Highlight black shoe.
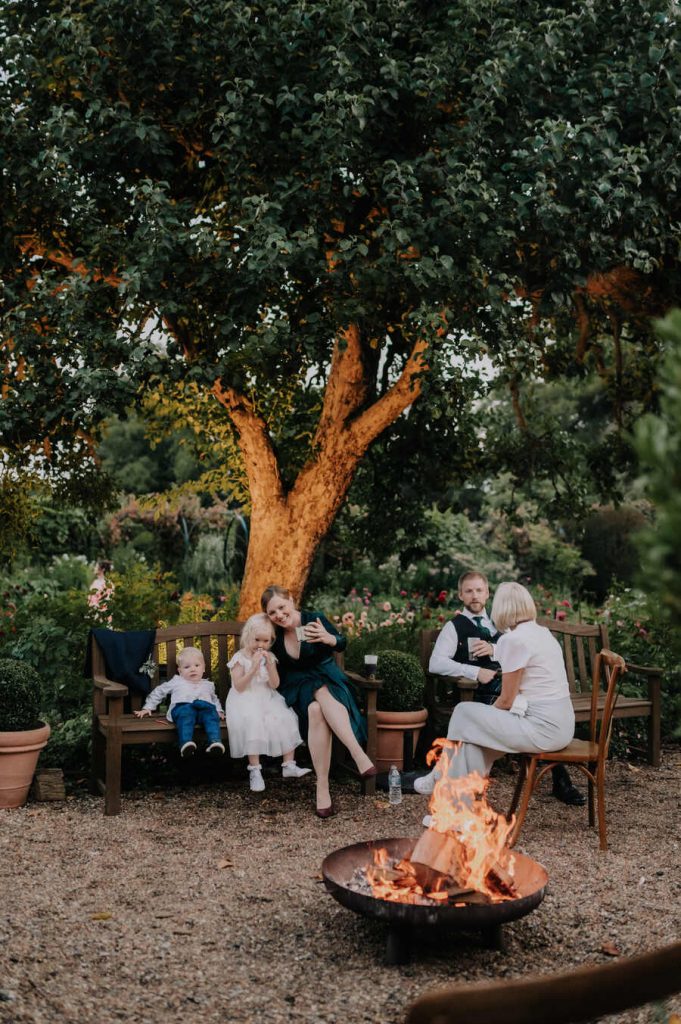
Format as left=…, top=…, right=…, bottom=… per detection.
left=551, top=766, right=586, bottom=806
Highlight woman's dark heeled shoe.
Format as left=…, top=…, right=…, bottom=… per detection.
left=360, top=764, right=378, bottom=779
left=315, top=804, right=337, bottom=819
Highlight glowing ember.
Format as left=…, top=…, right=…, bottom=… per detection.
left=364, top=740, right=517, bottom=905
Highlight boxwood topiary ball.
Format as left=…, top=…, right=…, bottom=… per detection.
left=376, top=650, right=426, bottom=712
left=0, top=659, right=42, bottom=731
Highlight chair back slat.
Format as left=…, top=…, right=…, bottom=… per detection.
left=419, top=629, right=439, bottom=670
left=592, top=649, right=626, bottom=757
left=538, top=618, right=609, bottom=695
left=562, top=635, right=577, bottom=689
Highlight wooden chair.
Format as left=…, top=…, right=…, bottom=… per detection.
left=507, top=649, right=626, bottom=851
left=91, top=621, right=380, bottom=814
left=405, top=940, right=681, bottom=1024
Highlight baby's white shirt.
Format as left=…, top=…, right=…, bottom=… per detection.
left=142, top=675, right=223, bottom=722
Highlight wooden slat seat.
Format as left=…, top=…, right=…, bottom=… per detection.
left=90, top=620, right=379, bottom=814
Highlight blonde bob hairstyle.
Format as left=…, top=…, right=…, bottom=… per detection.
left=491, top=582, right=537, bottom=633
left=240, top=613, right=275, bottom=651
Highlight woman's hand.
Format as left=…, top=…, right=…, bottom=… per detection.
left=304, top=618, right=336, bottom=646
left=134, top=709, right=151, bottom=718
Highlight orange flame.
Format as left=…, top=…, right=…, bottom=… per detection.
left=426, top=740, right=516, bottom=898
left=365, top=740, right=517, bottom=904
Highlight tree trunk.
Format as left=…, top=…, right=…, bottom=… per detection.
left=213, top=324, right=429, bottom=619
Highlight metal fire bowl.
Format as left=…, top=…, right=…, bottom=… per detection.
left=322, top=836, right=548, bottom=931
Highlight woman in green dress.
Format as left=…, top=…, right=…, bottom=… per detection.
left=261, top=585, right=376, bottom=817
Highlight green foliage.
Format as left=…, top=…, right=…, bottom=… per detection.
left=375, top=650, right=426, bottom=713
left=2, top=0, right=679, bottom=583
left=0, top=465, right=42, bottom=565
left=40, top=712, right=91, bottom=773
left=511, top=515, right=596, bottom=596
left=599, top=586, right=681, bottom=743
left=104, top=563, right=179, bottom=631
left=580, top=504, right=648, bottom=601
left=0, top=658, right=42, bottom=731
left=635, top=310, right=681, bottom=635
left=181, top=533, right=233, bottom=597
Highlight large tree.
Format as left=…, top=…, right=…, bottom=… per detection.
left=1, top=0, right=679, bottom=613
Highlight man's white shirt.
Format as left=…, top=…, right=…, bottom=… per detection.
left=428, top=609, right=497, bottom=680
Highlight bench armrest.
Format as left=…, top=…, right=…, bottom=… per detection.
left=625, top=662, right=663, bottom=677
left=345, top=670, right=383, bottom=693
left=93, top=674, right=129, bottom=698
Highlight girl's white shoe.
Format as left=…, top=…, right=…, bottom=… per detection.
left=248, top=765, right=265, bottom=792
left=281, top=761, right=312, bottom=779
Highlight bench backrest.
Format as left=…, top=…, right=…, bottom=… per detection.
left=537, top=618, right=610, bottom=694
left=419, top=618, right=610, bottom=695
left=106, top=620, right=346, bottom=712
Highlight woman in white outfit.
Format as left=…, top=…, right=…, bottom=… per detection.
left=415, top=582, right=575, bottom=791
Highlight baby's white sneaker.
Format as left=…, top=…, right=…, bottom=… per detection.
left=281, top=761, right=312, bottom=779
left=180, top=741, right=197, bottom=758
left=248, top=765, right=265, bottom=792
left=422, top=814, right=433, bottom=828
left=206, top=742, right=225, bottom=756
left=413, top=769, right=439, bottom=795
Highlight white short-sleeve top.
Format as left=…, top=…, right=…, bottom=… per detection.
left=495, top=620, right=569, bottom=702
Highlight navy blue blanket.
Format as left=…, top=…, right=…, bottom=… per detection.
left=85, top=628, right=156, bottom=697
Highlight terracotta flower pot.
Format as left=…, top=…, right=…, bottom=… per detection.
left=0, top=722, right=51, bottom=808
left=375, top=708, right=428, bottom=772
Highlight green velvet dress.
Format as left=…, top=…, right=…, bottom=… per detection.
left=271, top=610, right=367, bottom=744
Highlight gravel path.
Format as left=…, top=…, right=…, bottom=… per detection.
left=2, top=750, right=680, bottom=1024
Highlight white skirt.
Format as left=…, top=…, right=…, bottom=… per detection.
left=443, top=697, right=575, bottom=779
left=225, top=686, right=303, bottom=758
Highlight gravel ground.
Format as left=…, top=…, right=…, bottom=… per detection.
left=1, top=749, right=680, bottom=1024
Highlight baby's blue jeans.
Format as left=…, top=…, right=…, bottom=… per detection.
left=171, top=700, right=222, bottom=747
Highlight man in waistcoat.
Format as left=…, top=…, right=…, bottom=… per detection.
left=416, top=571, right=584, bottom=805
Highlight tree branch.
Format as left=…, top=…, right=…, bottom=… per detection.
left=348, top=336, right=429, bottom=453
left=211, top=380, right=284, bottom=506
left=312, top=323, right=369, bottom=447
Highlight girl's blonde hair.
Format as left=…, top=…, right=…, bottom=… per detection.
left=491, top=582, right=537, bottom=633
left=240, top=613, right=275, bottom=651
left=177, top=645, right=205, bottom=668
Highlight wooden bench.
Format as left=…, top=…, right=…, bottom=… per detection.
left=91, top=621, right=380, bottom=815
left=419, top=618, right=662, bottom=765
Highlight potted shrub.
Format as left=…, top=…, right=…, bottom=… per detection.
left=375, top=650, right=428, bottom=772
left=0, top=659, right=51, bottom=808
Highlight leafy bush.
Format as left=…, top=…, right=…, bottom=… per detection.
left=375, top=650, right=426, bottom=712
left=599, top=587, right=681, bottom=745
left=0, top=658, right=42, bottom=730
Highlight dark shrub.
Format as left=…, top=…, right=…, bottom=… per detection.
left=0, top=659, right=42, bottom=730
left=376, top=650, right=426, bottom=712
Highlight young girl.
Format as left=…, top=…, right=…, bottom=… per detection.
left=226, top=613, right=311, bottom=792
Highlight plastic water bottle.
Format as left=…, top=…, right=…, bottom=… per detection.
left=388, top=765, right=402, bottom=805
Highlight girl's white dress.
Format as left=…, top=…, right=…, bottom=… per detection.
left=225, top=651, right=303, bottom=757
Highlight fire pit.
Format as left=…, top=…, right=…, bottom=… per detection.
left=322, top=836, right=548, bottom=964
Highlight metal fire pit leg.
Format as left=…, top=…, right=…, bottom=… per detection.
left=385, top=925, right=411, bottom=965
left=481, top=923, right=505, bottom=952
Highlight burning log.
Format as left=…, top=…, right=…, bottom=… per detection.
left=410, top=828, right=469, bottom=891
left=486, top=860, right=516, bottom=898
left=409, top=825, right=519, bottom=901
